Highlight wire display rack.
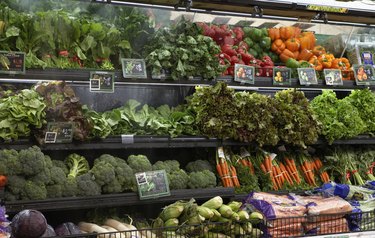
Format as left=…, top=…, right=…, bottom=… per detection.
left=55, top=211, right=375, bottom=238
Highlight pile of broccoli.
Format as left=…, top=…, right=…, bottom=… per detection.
left=2, top=147, right=218, bottom=202
left=3, top=148, right=100, bottom=201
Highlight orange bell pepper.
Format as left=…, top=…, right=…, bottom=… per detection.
left=280, top=26, right=295, bottom=40
left=268, top=28, right=280, bottom=41
left=271, top=39, right=286, bottom=55
left=298, top=49, right=314, bottom=61
left=332, top=57, right=351, bottom=70
left=312, top=45, right=326, bottom=56
left=309, top=56, right=323, bottom=71
left=318, top=53, right=335, bottom=69
left=280, top=49, right=295, bottom=63
left=299, top=32, right=316, bottom=50
left=285, top=38, right=301, bottom=52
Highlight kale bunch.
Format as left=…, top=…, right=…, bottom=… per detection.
left=346, top=89, right=375, bottom=133
left=145, top=18, right=224, bottom=80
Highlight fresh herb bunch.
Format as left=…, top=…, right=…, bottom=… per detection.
left=234, top=92, right=279, bottom=146
left=187, top=82, right=238, bottom=139
left=346, top=89, right=375, bottom=133
left=274, top=89, right=321, bottom=148
left=311, top=90, right=366, bottom=143
left=145, top=18, right=224, bottom=80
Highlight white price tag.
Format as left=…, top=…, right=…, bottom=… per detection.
left=121, top=134, right=134, bottom=144
left=217, top=147, right=225, bottom=159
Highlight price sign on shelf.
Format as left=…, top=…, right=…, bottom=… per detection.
left=297, top=68, right=318, bottom=85
left=121, top=58, right=147, bottom=79
left=0, top=51, right=25, bottom=75
left=353, top=64, right=375, bottom=86
left=45, top=122, right=74, bottom=144
left=273, top=67, right=291, bottom=86
left=324, top=69, right=343, bottom=86
left=90, top=71, right=115, bottom=93
left=135, top=170, right=170, bottom=200
left=234, top=64, right=255, bottom=84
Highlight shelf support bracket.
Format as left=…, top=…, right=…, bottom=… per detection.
left=252, top=6, right=263, bottom=18
left=313, top=11, right=328, bottom=24
left=174, top=0, right=193, bottom=11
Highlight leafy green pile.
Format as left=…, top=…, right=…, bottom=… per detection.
left=188, top=82, right=321, bottom=147
left=187, top=82, right=238, bottom=139
left=311, top=90, right=366, bottom=143
left=34, top=81, right=93, bottom=143
left=234, top=92, right=279, bottom=146
left=346, top=89, right=375, bottom=133
left=274, top=89, right=321, bottom=148
left=145, top=19, right=224, bottom=80
left=85, top=99, right=197, bottom=138
left=0, top=1, right=152, bottom=69
left=0, top=89, right=46, bottom=141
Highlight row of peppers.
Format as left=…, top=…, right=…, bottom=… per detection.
left=216, top=146, right=330, bottom=191
left=198, top=23, right=352, bottom=79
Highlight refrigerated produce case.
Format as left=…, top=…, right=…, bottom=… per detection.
left=0, top=0, right=375, bottom=237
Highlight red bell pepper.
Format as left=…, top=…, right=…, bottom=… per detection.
left=221, top=44, right=237, bottom=57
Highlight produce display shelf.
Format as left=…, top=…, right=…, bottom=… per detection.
left=1, top=135, right=375, bottom=151
left=107, top=0, right=375, bottom=25
left=305, top=231, right=375, bottom=238
left=5, top=187, right=235, bottom=213
left=0, top=69, right=367, bottom=92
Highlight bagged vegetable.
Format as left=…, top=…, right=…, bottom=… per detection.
left=319, top=182, right=375, bottom=201
left=304, top=218, right=349, bottom=235
left=242, top=192, right=307, bottom=227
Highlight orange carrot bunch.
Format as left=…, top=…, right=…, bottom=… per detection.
left=300, top=159, right=317, bottom=187
left=284, top=157, right=302, bottom=185
left=313, top=157, right=330, bottom=183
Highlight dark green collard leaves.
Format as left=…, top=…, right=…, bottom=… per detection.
left=145, top=19, right=224, bottom=80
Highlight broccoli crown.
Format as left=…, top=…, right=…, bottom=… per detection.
left=21, top=181, right=47, bottom=200
left=19, top=146, right=47, bottom=176
left=168, top=169, right=189, bottom=190
left=91, top=160, right=116, bottom=186
left=188, top=170, right=217, bottom=189
left=102, top=179, right=122, bottom=194
left=49, top=166, right=67, bottom=185
left=62, top=177, right=78, bottom=197
left=30, top=166, right=52, bottom=185
left=65, top=153, right=90, bottom=178
left=152, top=160, right=180, bottom=174
left=127, top=154, right=152, bottom=173
left=6, top=175, right=26, bottom=196
left=91, top=154, right=135, bottom=193
left=76, top=173, right=101, bottom=196
left=0, top=149, right=22, bottom=175
left=46, top=184, right=63, bottom=198
left=52, top=159, right=69, bottom=175
left=185, top=160, right=213, bottom=173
